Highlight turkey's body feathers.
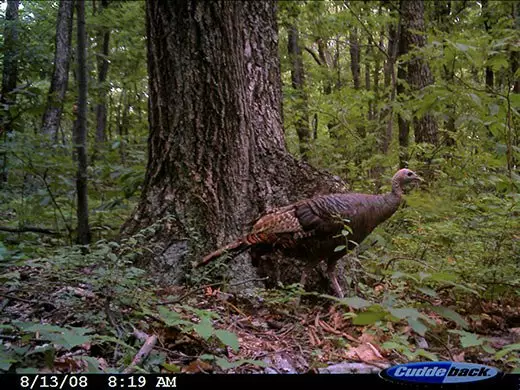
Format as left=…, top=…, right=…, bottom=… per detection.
left=196, top=191, right=401, bottom=268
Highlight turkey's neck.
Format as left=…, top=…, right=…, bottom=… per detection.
left=390, top=177, right=403, bottom=198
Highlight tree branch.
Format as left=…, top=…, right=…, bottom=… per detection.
left=0, top=225, right=59, bottom=235
left=304, top=46, right=322, bottom=66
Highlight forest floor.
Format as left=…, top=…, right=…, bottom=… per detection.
left=1, top=251, right=519, bottom=374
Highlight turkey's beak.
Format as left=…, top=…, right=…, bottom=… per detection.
left=414, top=176, right=424, bottom=183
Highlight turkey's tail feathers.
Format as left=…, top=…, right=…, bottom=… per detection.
left=195, top=238, right=250, bottom=268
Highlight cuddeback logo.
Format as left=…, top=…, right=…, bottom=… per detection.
left=380, top=361, right=500, bottom=384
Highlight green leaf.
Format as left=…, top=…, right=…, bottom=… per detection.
left=352, top=311, right=386, bottom=325
left=414, top=349, right=438, bottom=361
left=339, top=296, right=371, bottom=309
left=214, top=329, right=239, bottom=352
left=455, top=43, right=469, bottom=52
left=161, top=362, right=180, bottom=373
left=26, top=345, right=55, bottom=356
left=16, top=368, right=39, bottom=374
left=60, top=330, right=91, bottom=350
left=80, top=356, right=102, bottom=373
left=215, top=357, right=266, bottom=370
left=157, top=307, right=192, bottom=327
left=430, top=306, right=468, bottom=328
left=199, top=354, right=216, bottom=361
left=494, top=344, right=520, bottom=359
left=407, top=318, right=427, bottom=336
left=334, top=245, right=346, bottom=252
left=449, top=330, right=483, bottom=348
left=416, top=287, right=437, bottom=297
left=389, top=307, right=421, bottom=320
left=193, top=317, right=214, bottom=340
left=429, top=272, right=458, bottom=282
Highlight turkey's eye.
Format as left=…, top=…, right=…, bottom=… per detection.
left=407, top=172, right=413, bottom=177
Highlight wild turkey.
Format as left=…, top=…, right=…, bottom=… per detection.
left=195, top=168, right=423, bottom=298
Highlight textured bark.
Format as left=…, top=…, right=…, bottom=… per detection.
left=288, top=23, right=310, bottom=160
left=74, top=0, right=91, bottom=245
left=121, top=0, right=346, bottom=290
left=398, top=0, right=439, bottom=151
left=95, top=0, right=110, bottom=145
left=41, top=0, right=74, bottom=141
left=1, top=0, right=20, bottom=183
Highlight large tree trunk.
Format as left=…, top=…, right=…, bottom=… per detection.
left=400, top=0, right=439, bottom=146
left=122, top=0, right=346, bottom=290
left=74, top=0, right=91, bottom=245
left=288, top=23, right=311, bottom=160
left=397, top=0, right=439, bottom=169
left=1, top=0, right=20, bottom=184
left=41, top=0, right=74, bottom=141
left=95, top=0, right=110, bottom=145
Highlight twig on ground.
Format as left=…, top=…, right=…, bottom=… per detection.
left=123, top=334, right=158, bottom=373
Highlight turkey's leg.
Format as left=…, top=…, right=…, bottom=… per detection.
left=327, top=262, right=344, bottom=298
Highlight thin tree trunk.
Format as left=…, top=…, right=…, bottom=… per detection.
left=117, top=89, right=126, bottom=165
left=482, top=0, right=494, bottom=90
left=350, top=28, right=365, bottom=139
left=1, top=0, right=20, bottom=184
left=95, top=0, right=110, bottom=146
left=511, top=2, right=519, bottom=168
left=122, top=0, right=346, bottom=290
left=74, top=0, right=91, bottom=245
left=288, top=23, right=310, bottom=160
left=381, top=21, right=398, bottom=155
left=365, top=43, right=373, bottom=121
left=435, top=0, right=456, bottom=146
left=350, top=28, right=361, bottom=90
left=41, top=0, right=74, bottom=141
left=396, top=9, right=409, bottom=168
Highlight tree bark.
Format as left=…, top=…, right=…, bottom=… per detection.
left=95, top=0, right=110, bottom=145
left=398, top=0, right=439, bottom=151
left=121, top=0, right=346, bottom=290
left=74, top=0, right=91, bottom=245
left=1, top=0, right=20, bottom=184
left=288, top=23, right=311, bottom=160
left=41, top=0, right=74, bottom=141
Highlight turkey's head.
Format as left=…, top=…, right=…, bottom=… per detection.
left=392, top=169, right=423, bottom=193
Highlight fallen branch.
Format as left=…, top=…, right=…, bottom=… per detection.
left=0, top=225, right=59, bottom=235
left=123, top=334, right=158, bottom=374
